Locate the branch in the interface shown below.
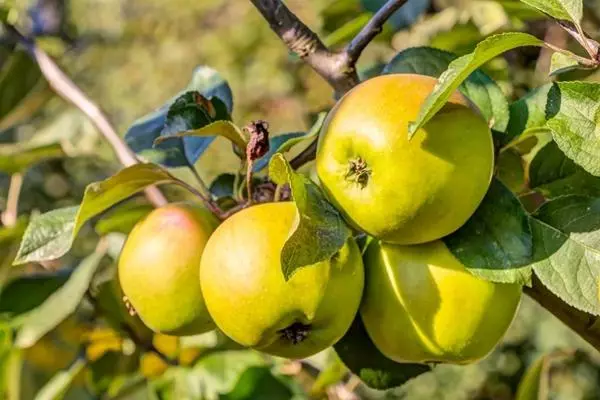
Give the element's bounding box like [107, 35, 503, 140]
[525, 276, 600, 351]
[1, 173, 23, 227]
[249, 0, 358, 95]
[2, 24, 168, 208]
[345, 0, 409, 65]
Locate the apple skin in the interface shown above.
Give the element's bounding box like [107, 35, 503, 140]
[360, 239, 522, 364]
[118, 202, 218, 336]
[316, 73, 494, 245]
[200, 202, 364, 359]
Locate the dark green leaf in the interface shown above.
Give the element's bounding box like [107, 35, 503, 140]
[0, 143, 64, 174]
[222, 367, 296, 400]
[505, 85, 554, 144]
[33, 356, 86, 400]
[268, 153, 352, 280]
[528, 141, 600, 198]
[334, 316, 430, 390]
[496, 148, 527, 194]
[16, 248, 106, 348]
[209, 173, 237, 198]
[444, 179, 533, 284]
[0, 51, 42, 126]
[408, 33, 545, 139]
[14, 163, 186, 264]
[125, 66, 232, 167]
[383, 47, 509, 132]
[530, 196, 600, 315]
[0, 270, 70, 317]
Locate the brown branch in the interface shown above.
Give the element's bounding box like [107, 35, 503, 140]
[525, 275, 600, 351]
[1, 173, 23, 227]
[2, 24, 168, 208]
[250, 0, 408, 169]
[249, 0, 358, 95]
[345, 0, 409, 65]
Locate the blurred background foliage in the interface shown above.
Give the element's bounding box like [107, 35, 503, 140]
[2, 0, 600, 399]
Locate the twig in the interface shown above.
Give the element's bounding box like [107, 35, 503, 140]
[2, 23, 168, 208]
[189, 164, 214, 200]
[1, 173, 23, 227]
[557, 20, 600, 61]
[345, 0, 409, 65]
[252, 0, 408, 169]
[525, 275, 600, 351]
[249, 0, 358, 95]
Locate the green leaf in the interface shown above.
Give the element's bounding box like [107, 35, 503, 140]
[0, 143, 64, 174]
[520, 0, 582, 23]
[15, 248, 106, 348]
[334, 316, 430, 390]
[383, 47, 509, 132]
[528, 141, 600, 198]
[505, 85, 554, 144]
[0, 270, 70, 317]
[33, 356, 86, 400]
[514, 354, 546, 400]
[549, 51, 584, 76]
[14, 163, 185, 264]
[408, 32, 545, 139]
[0, 81, 53, 133]
[156, 119, 247, 151]
[194, 350, 266, 397]
[94, 202, 153, 235]
[222, 367, 296, 400]
[268, 153, 352, 280]
[530, 196, 600, 315]
[0, 50, 42, 126]
[444, 179, 533, 284]
[543, 82, 600, 177]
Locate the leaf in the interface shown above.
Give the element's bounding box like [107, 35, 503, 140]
[529, 196, 600, 315]
[0, 50, 42, 126]
[222, 367, 296, 400]
[543, 82, 600, 177]
[156, 119, 247, 152]
[408, 32, 545, 139]
[383, 46, 509, 132]
[520, 0, 582, 24]
[94, 202, 153, 235]
[549, 51, 584, 76]
[528, 141, 600, 198]
[125, 66, 232, 167]
[0, 270, 70, 317]
[514, 354, 546, 400]
[15, 248, 106, 348]
[505, 84, 555, 144]
[14, 163, 185, 264]
[193, 350, 266, 397]
[0, 143, 64, 174]
[268, 153, 351, 280]
[0, 81, 53, 133]
[253, 112, 327, 172]
[334, 316, 430, 390]
[444, 179, 533, 284]
[33, 357, 86, 400]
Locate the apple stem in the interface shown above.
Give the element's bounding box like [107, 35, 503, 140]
[345, 157, 371, 188]
[278, 322, 311, 345]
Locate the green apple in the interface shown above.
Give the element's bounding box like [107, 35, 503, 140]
[118, 202, 218, 336]
[200, 202, 364, 359]
[361, 239, 521, 364]
[316, 74, 494, 244]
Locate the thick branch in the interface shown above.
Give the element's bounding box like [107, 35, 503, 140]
[249, 0, 358, 95]
[2, 24, 168, 207]
[525, 275, 600, 351]
[345, 0, 409, 65]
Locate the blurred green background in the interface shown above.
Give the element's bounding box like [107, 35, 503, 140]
[2, 0, 600, 399]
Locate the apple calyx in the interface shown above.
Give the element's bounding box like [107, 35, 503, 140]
[345, 157, 371, 188]
[278, 322, 311, 345]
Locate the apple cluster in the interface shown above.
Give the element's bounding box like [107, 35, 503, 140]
[118, 74, 522, 365]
